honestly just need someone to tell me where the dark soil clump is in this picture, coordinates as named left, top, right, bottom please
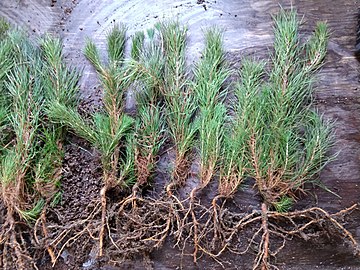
left=51, top=136, right=102, bottom=222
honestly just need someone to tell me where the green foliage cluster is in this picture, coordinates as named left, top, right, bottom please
left=159, top=22, right=198, bottom=187
left=0, top=23, right=78, bottom=222
left=130, top=27, right=165, bottom=186
left=0, top=7, right=342, bottom=270
left=193, top=28, right=230, bottom=188
left=0, top=7, right=332, bottom=221
left=49, top=25, right=135, bottom=189
left=230, top=10, right=332, bottom=210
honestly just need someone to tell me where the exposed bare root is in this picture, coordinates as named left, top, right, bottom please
left=172, top=164, right=216, bottom=263
left=34, top=201, right=102, bottom=267
left=177, top=199, right=359, bottom=270
left=99, top=186, right=107, bottom=257
left=36, top=188, right=359, bottom=270
left=102, top=174, right=207, bottom=264
left=39, top=186, right=178, bottom=266
left=1, top=178, right=34, bottom=270
left=34, top=209, right=56, bottom=265
left=171, top=186, right=212, bottom=264
left=0, top=208, right=33, bottom=270
left=109, top=192, right=176, bottom=260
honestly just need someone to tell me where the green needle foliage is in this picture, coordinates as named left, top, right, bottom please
left=129, top=29, right=165, bottom=187
left=218, top=59, right=265, bottom=198
left=0, top=21, right=77, bottom=224
left=134, top=91, right=165, bottom=186
left=3, top=62, right=43, bottom=222
left=49, top=24, right=135, bottom=190
left=231, top=9, right=332, bottom=210
left=33, top=129, right=63, bottom=200
left=48, top=25, right=137, bottom=257
left=131, top=31, right=145, bottom=61
left=85, top=24, right=131, bottom=126
left=40, top=35, right=79, bottom=107
left=129, top=23, right=198, bottom=188
left=129, top=27, right=165, bottom=101
left=159, top=22, right=198, bottom=187
left=39, top=35, right=79, bottom=206
left=48, top=94, right=134, bottom=188
left=193, top=28, right=230, bottom=187
left=48, top=102, right=97, bottom=143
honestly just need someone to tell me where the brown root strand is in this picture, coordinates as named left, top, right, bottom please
left=99, top=185, right=107, bottom=257
left=173, top=186, right=203, bottom=263
left=259, top=203, right=269, bottom=270
left=39, top=210, right=56, bottom=265
left=113, top=195, right=175, bottom=259
left=34, top=201, right=102, bottom=267
left=181, top=199, right=359, bottom=270
left=26, top=178, right=360, bottom=270
left=0, top=208, right=32, bottom=270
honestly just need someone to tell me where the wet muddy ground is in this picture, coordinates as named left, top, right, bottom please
left=1, top=0, right=360, bottom=269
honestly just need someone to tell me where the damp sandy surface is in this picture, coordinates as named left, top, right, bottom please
left=1, top=0, right=360, bottom=269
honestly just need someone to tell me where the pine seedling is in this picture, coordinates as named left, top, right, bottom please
left=49, top=24, right=134, bottom=188
left=218, top=59, right=265, bottom=198
left=0, top=25, right=79, bottom=229
left=194, top=10, right=351, bottom=269
left=133, top=91, right=165, bottom=187
left=128, top=29, right=166, bottom=188
left=0, top=28, right=66, bottom=268
left=36, top=36, right=80, bottom=215
left=231, top=9, right=334, bottom=269
left=97, top=29, right=168, bottom=257
left=131, top=29, right=166, bottom=187
left=2, top=62, right=43, bottom=218
left=158, top=22, right=198, bottom=191
left=183, top=27, right=229, bottom=263
left=193, top=28, right=230, bottom=189
left=47, top=24, right=135, bottom=257
left=2, top=29, right=57, bottom=219
left=247, top=9, right=332, bottom=209
left=127, top=22, right=200, bottom=199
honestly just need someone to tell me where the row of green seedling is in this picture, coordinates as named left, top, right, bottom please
left=0, top=20, right=78, bottom=269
